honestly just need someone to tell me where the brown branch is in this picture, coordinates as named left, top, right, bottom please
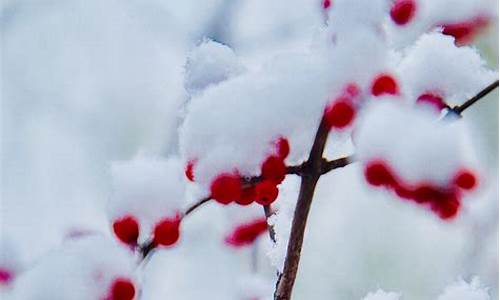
left=183, top=196, right=212, bottom=216
left=139, top=196, right=213, bottom=258
left=274, top=117, right=330, bottom=300
left=320, top=155, right=354, bottom=175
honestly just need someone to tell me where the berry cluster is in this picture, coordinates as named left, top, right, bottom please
left=112, top=213, right=181, bottom=248
left=106, top=278, right=136, bottom=300
left=364, top=159, right=477, bottom=219
left=224, top=217, right=269, bottom=248
left=199, top=138, right=290, bottom=206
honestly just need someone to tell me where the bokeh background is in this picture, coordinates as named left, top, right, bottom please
left=1, top=0, right=498, bottom=299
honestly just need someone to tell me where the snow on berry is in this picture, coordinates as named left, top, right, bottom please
left=184, top=39, right=245, bottom=94
left=224, top=217, right=269, bottom=248
left=397, top=32, right=496, bottom=107
left=10, top=236, right=135, bottom=300
left=390, top=0, right=417, bottom=26
left=108, top=155, right=186, bottom=243
left=210, top=173, right=243, bottom=205
left=356, top=100, right=478, bottom=218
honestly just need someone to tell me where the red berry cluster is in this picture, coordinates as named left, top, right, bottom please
left=371, top=73, right=399, bottom=97
left=441, top=16, right=489, bottom=46
left=364, top=159, right=477, bottom=219
left=324, top=84, right=360, bottom=130
left=209, top=138, right=290, bottom=206
left=112, top=213, right=181, bottom=248
left=225, top=217, right=269, bottom=248
left=108, top=278, right=135, bottom=300
left=416, top=92, right=446, bottom=112
left=390, top=0, right=416, bottom=26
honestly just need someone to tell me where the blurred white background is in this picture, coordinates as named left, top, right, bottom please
left=1, top=0, right=498, bottom=299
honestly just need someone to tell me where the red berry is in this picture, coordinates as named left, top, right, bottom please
left=210, top=173, right=242, bottom=204
left=255, top=181, right=279, bottom=205
left=225, top=218, right=268, bottom=248
left=371, top=74, right=399, bottom=96
left=322, top=0, right=331, bottom=10
left=185, top=160, right=196, bottom=182
left=236, top=186, right=256, bottom=205
left=112, top=216, right=139, bottom=245
left=261, top=156, right=286, bottom=184
left=110, top=278, right=135, bottom=300
left=364, top=160, right=396, bottom=187
left=454, top=169, right=477, bottom=190
left=275, top=137, right=290, bottom=159
left=416, top=93, right=446, bottom=112
left=390, top=0, right=416, bottom=26
left=431, top=193, right=460, bottom=220
left=153, top=216, right=181, bottom=246
left=324, top=98, right=356, bottom=129
left=442, top=17, right=489, bottom=45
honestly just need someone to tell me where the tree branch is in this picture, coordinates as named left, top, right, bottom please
left=274, top=117, right=330, bottom=300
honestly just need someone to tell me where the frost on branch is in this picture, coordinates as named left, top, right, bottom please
left=184, top=39, right=245, bottom=95
left=437, top=277, right=490, bottom=300
left=356, top=100, right=479, bottom=219
left=108, top=155, right=186, bottom=246
left=11, top=236, right=136, bottom=300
